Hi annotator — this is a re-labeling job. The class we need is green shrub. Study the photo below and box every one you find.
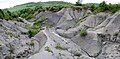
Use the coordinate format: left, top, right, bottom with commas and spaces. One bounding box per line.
75, 2, 82, 6
31, 25, 41, 29
27, 29, 39, 38
45, 46, 53, 53
26, 25, 41, 38
80, 29, 87, 36
74, 51, 81, 57
55, 43, 68, 50
34, 18, 48, 25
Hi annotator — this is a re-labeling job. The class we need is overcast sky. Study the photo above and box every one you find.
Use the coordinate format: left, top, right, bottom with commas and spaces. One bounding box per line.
0, 0, 120, 9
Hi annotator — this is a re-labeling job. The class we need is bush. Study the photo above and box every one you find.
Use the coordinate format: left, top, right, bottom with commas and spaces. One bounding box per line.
55, 43, 67, 50
31, 25, 41, 29
34, 18, 48, 25
75, 2, 82, 6
74, 51, 81, 57
55, 43, 62, 49
26, 25, 41, 38
27, 29, 39, 38
45, 46, 53, 53
80, 29, 87, 36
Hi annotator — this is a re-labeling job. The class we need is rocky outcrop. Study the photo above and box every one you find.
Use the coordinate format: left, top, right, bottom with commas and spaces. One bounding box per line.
0, 19, 47, 59
55, 9, 120, 59
2, 7, 120, 59
32, 8, 92, 29
71, 31, 102, 57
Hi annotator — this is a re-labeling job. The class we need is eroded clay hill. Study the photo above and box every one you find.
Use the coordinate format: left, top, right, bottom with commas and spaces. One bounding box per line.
1, 7, 120, 59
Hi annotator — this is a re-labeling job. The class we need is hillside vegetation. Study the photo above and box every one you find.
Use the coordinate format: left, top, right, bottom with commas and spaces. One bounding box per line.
0, 1, 120, 21
9, 1, 73, 11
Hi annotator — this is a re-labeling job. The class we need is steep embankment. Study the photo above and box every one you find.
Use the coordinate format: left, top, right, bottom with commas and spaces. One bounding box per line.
2, 7, 120, 59
34, 8, 120, 59
0, 19, 47, 59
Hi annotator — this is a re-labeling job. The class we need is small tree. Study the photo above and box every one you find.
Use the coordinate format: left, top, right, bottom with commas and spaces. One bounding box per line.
99, 1, 108, 12
74, 51, 81, 57
75, 0, 82, 6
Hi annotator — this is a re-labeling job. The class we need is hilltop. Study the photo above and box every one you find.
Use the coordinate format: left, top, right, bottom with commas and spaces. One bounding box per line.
8, 1, 73, 12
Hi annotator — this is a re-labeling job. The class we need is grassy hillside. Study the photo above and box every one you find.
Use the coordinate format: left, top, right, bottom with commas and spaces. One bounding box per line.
9, 2, 38, 12
8, 1, 73, 12
1, 1, 120, 21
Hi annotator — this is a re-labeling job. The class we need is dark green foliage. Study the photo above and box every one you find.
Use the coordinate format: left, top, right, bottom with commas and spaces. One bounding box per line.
0, 1, 73, 21
0, 9, 4, 19
6, 1, 73, 20
0, 9, 12, 20
34, 6, 43, 11
18, 8, 35, 20
28, 29, 39, 38
34, 18, 48, 25
80, 29, 87, 36
55, 43, 68, 50
26, 14, 35, 20
11, 12, 19, 18
28, 30, 32, 38
26, 17, 47, 38
74, 51, 81, 57
83, 1, 120, 13
0, 9, 19, 20
10, 5, 70, 20
45, 5, 67, 12
99, 1, 108, 12
75, 2, 82, 6
27, 25, 41, 38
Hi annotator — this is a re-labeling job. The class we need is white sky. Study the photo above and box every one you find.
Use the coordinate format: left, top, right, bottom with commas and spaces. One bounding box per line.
0, 0, 120, 9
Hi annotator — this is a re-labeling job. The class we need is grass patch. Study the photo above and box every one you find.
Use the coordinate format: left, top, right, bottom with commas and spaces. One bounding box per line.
55, 43, 68, 50
27, 29, 39, 38
45, 46, 53, 53
80, 29, 87, 36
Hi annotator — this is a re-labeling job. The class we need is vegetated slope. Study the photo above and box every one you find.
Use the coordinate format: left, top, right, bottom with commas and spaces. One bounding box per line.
0, 1, 73, 22
8, 1, 73, 12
